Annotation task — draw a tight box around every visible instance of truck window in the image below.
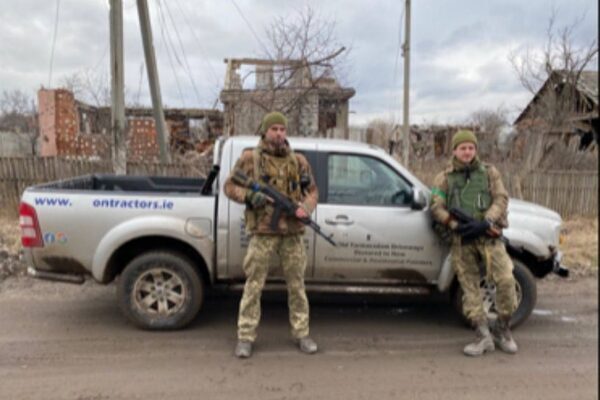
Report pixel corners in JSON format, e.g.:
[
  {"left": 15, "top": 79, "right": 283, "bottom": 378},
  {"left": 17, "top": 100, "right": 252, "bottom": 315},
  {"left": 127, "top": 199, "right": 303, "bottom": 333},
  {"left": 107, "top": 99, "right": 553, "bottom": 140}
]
[{"left": 327, "top": 153, "right": 412, "bottom": 206}]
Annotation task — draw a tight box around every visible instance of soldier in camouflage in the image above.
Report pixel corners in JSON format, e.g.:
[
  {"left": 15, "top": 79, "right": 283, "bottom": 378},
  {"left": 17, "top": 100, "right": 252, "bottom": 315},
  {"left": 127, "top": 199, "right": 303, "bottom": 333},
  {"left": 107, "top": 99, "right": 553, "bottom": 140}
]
[
  {"left": 223, "top": 111, "right": 319, "bottom": 358},
  {"left": 431, "top": 130, "right": 519, "bottom": 357}
]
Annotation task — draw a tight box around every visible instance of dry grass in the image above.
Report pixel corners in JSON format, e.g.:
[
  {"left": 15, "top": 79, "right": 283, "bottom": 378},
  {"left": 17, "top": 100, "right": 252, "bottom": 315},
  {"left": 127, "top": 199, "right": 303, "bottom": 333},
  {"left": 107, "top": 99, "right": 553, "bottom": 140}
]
[
  {"left": 560, "top": 216, "right": 598, "bottom": 276},
  {"left": 0, "top": 213, "right": 21, "bottom": 255}
]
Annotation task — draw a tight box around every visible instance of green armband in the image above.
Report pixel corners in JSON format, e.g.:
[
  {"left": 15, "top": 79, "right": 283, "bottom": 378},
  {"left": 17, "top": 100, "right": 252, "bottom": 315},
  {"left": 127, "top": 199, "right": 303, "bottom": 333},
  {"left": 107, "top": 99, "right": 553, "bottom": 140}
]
[{"left": 431, "top": 187, "right": 446, "bottom": 200}]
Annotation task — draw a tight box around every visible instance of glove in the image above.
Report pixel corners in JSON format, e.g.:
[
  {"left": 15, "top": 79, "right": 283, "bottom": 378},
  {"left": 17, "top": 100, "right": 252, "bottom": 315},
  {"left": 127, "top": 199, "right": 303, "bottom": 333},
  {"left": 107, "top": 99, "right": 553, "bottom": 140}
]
[
  {"left": 245, "top": 190, "right": 268, "bottom": 208},
  {"left": 456, "top": 220, "right": 490, "bottom": 242}
]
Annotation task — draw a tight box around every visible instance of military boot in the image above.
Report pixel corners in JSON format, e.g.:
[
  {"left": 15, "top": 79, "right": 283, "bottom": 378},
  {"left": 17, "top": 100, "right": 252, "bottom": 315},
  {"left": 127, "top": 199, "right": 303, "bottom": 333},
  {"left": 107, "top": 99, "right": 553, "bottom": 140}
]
[
  {"left": 493, "top": 317, "right": 518, "bottom": 354},
  {"left": 234, "top": 340, "right": 253, "bottom": 358},
  {"left": 296, "top": 336, "right": 318, "bottom": 354},
  {"left": 463, "top": 322, "right": 495, "bottom": 357}
]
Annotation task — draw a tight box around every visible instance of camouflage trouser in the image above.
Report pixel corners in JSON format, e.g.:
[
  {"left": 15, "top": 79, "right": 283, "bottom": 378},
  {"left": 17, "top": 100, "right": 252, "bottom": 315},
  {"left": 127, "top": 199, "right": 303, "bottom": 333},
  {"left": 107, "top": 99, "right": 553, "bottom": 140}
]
[
  {"left": 238, "top": 234, "right": 309, "bottom": 342},
  {"left": 451, "top": 237, "right": 517, "bottom": 324}
]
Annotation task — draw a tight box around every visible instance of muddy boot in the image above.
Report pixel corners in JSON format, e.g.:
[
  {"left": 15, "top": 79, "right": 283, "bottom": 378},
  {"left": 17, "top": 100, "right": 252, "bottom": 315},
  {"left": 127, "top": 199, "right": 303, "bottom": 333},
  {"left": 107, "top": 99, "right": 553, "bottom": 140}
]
[
  {"left": 463, "top": 322, "right": 495, "bottom": 357},
  {"left": 493, "top": 317, "right": 518, "bottom": 354},
  {"left": 297, "top": 336, "right": 318, "bottom": 354},
  {"left": 234, "top": 340, "right": 253, "bottom": 358}
]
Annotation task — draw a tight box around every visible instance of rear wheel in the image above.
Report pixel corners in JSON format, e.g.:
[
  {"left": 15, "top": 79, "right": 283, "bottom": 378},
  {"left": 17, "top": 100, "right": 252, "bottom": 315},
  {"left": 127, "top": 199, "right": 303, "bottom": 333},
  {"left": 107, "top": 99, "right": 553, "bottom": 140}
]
[
  {"left": 452, "top": 259, "right": 537, "bottom": 329},
  {"left": 117, "top": 251, "right": 204, "bottom": 330}
]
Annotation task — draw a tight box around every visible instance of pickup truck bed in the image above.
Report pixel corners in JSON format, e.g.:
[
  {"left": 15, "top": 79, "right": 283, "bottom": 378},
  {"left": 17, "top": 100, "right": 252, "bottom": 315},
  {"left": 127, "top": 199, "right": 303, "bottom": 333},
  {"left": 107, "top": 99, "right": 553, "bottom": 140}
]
[{"left": 35, "top": 174, "right": 206, "bottom": 193}]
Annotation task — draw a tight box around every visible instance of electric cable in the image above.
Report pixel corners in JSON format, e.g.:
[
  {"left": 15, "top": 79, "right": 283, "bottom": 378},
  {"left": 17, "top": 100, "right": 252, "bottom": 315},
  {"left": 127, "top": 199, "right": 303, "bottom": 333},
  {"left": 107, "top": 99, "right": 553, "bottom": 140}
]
[
  {"left": 155, "top": 0, "right": 187, "bottom": 107},
  {"left": 229, "top": 0, "right": 273, "bottom": 59},
  {"left": 162, "top": 0, "right": 203, "bottom": 105},
  {"left": 48, "top": 0, "right": 61, "bottom": 87}
]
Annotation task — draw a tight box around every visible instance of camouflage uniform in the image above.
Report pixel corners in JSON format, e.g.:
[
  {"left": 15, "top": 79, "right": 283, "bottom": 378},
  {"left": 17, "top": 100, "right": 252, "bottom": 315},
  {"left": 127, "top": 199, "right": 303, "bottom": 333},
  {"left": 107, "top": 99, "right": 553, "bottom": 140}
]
[
  {"left": 431, "top": 156, "right": 517, "bottom": 324},
  {"left": 224, "top": 138, "right": 318, "bottom": 342}
]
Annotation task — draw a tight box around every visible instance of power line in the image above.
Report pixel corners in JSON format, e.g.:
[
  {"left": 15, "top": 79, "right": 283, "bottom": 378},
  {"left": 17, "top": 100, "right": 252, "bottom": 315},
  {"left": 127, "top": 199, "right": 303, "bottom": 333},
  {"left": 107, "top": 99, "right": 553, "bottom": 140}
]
[
  {"left": 48, "top": 0, "right": 61, "bottom": 87},
  {"left": 91, "top": 42, "right": 109, "bottom": 73},
  {"left": 172, "top": 0, "right": 222, "bottom": 106},
  {"left": 135, "top": 61, "right": 145, "bottom": 106},
  {"left": 229, "top": 0, "right": 273, "bottom": 59},
  {"left": 155, "top": 0, "right": 186, "bottom": 107},
  {"left": 162, "top": 0, "right": 203, "bottom": 105}
]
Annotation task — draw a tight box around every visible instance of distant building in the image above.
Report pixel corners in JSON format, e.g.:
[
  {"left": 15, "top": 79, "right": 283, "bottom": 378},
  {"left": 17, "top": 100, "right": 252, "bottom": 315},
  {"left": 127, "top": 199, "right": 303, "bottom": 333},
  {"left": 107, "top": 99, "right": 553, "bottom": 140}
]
[
  {"left": 37, "top": 89, "right": 222, "bottom": 161},
  {"left": 511, "top": 70, "right": 598, "bottom": 165},
  {"left": 220, "top": 58, "right": 355, "bottom": 139}
]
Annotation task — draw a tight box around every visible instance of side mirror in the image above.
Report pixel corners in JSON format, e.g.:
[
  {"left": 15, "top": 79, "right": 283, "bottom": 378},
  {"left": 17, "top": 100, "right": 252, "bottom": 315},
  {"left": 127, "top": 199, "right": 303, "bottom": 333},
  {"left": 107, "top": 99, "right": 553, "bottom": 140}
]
[{"left": 411, "top": 188, "right": 427, "bottom": 210}]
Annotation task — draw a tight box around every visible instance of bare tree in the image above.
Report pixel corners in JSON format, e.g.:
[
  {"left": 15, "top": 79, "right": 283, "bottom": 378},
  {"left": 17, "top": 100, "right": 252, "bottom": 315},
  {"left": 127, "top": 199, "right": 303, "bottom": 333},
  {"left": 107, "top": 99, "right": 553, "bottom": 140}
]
[
  {"left": 264, "top": 5, "right": 348, "bottom": 89},
  {"left": 60, "top": 68, "right": 140, "bottom": 108},
  {"left": 0, "top": 89, "right": 38, "bottom": 153},
  {"left": 231, "top": 5, "right": 349, "bottom": 127},
  {"left": 366, "top": 118, "right": 397, "bottom": 152},
  {"left": 60, "top": 69, "right": 111, "bottom": 107},
  {"left": 508, "top": 9, "right": 598, "bottom": 172},
  {"left": 467, "top": 107, "right": 510, "bottom": 161}
]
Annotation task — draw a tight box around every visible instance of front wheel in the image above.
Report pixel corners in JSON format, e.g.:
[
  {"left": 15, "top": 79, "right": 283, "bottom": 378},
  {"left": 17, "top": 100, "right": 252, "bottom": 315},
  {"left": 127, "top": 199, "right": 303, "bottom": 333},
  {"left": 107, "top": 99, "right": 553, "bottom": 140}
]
[
  {"left": 117, "top": 251, "right": 204, "bottom": 330},
  {"left": 452, "top": 259, "right": 537, "bottom": 329}
]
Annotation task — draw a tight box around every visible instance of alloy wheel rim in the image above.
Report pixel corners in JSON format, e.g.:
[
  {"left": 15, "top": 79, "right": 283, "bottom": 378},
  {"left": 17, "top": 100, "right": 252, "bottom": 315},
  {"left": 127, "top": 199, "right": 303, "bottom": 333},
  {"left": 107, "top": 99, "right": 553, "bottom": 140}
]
[
  {"left": 133, "top": 267, "right": 186, "bottom": 317},
  {"left": 480, "top": 278, "right": 523, "bottom": 321}
]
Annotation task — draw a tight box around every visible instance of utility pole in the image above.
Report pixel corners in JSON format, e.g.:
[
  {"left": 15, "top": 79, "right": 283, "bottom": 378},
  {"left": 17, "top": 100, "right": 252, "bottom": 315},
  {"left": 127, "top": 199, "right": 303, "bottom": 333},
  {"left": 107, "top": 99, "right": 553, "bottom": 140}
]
[
  {"left": 137, "top": 0, "right": 171, "bottom": 163},
  {"left": 401, "top": 0, "right": 411, "bottom": 167},
  {"left": 109, "top": 0, "right": 127, "bottom": 174}
]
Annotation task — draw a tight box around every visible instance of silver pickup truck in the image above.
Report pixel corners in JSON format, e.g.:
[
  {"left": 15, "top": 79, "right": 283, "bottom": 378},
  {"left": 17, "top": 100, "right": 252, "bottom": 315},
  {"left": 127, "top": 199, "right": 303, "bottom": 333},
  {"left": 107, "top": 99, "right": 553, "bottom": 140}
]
[{"left": 20, "top": 136, "right": 567, "bottom": 330}]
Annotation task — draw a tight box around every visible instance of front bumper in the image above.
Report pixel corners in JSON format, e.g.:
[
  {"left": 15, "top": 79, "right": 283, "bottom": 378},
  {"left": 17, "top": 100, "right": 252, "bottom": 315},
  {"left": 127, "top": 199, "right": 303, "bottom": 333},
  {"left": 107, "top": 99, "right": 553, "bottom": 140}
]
[
  {"left": 506, "top": 245, "right": 568, "bottom": 278},
  {"left": 551, "top": 251, "right": 569, "bottom": 277}
]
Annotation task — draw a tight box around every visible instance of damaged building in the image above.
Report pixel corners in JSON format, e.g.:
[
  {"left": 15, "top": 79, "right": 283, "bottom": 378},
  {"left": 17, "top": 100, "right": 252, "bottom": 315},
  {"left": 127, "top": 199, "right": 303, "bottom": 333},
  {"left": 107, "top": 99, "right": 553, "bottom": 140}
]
[
  {"left": 510, "top": 70, "right": 598, "bottom": 169},
  {"left": 37, "top": 88, "right": 223, "bottom": 161},
  {"left": 219, "top": 58, "right": 355, "bottom": 138}
]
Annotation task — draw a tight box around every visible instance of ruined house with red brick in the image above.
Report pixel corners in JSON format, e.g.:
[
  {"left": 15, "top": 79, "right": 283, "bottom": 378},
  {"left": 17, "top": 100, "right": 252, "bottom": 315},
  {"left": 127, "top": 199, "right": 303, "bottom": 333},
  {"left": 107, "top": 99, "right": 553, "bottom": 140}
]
[{"left": 37, "top": 88, "right": 222, "bottom": 162}]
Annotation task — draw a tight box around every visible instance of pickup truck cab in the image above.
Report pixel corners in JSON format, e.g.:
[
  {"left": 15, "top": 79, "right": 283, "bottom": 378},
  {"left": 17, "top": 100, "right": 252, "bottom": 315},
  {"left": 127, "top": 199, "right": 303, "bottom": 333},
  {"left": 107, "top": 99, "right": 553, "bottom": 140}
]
[{"left": 20, "top": 136, "right": 567, "bottom": 329}]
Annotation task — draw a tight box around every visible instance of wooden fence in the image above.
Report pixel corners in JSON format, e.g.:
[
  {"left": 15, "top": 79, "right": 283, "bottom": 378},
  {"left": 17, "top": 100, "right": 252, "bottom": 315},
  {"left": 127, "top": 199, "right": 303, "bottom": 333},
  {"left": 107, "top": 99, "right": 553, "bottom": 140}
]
[
  {"left": 411, "top": 168, "right": 598, "bottom": 218},
  {"left": 520, "top": 170, "right": 598, "bottom": 217},
  {"left": 0, "top": 157, "right": 210, "bottom": 213},
  {"left": 0, "top": 157, "right": 597, "bottom": 218}
]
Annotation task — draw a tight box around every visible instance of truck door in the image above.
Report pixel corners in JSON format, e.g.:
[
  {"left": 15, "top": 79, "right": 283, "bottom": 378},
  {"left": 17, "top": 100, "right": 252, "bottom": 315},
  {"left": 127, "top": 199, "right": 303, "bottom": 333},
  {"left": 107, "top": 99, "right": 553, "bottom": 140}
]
[
  {"left": 313, "top": 152, "right": 442, "bottom": 284},
  {"left": 224, "top": 150, "right": 317, "bottom": 282}
]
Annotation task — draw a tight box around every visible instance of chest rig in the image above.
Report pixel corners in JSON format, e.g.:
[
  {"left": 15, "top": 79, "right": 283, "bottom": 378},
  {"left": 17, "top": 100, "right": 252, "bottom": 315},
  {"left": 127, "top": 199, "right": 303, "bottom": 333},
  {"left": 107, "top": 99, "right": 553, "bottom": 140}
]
[
  {"left": 244, "top": 147, "right": 303, "bottom": 232},
  {"left": 447, "top": 164, "right": 491, "bottom": 221},
  {"left": 252, "top": 147, "right": 302, "bottom": 201}
]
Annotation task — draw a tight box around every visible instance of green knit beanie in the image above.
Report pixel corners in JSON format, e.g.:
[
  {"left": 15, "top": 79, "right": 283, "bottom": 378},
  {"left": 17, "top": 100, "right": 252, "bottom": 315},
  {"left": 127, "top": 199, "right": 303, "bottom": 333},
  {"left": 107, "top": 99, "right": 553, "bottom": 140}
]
[
  {"left": 451, "top": 129, "right": 478, "bottom": 149},
  {"left": 260, "top": 111, "right": 288, "bottom": 134}
]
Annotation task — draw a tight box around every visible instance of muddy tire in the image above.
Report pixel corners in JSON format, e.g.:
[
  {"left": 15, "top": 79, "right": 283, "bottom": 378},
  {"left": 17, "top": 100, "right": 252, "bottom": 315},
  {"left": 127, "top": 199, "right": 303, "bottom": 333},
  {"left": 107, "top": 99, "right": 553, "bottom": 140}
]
[
  {"left": 117, "top": 251, "right": 203, "bottom": 330},
  {"left": 452, "top": 259, "right": 537, "bottom": 329}
]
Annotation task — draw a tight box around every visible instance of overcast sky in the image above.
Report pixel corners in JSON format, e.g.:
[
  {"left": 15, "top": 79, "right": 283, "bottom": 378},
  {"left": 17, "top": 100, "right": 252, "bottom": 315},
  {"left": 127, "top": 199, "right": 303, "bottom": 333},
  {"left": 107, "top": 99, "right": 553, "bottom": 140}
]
[{"left": 0, "top": 0, "right": 597, "bottom": 127}]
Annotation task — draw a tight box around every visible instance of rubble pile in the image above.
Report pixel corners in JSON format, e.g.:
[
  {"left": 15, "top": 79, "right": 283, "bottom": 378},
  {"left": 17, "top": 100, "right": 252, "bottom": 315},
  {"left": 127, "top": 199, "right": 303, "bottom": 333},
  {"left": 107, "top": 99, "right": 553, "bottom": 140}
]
[{"left": 0, "top": 218, "right": 26, "bottom": 281}]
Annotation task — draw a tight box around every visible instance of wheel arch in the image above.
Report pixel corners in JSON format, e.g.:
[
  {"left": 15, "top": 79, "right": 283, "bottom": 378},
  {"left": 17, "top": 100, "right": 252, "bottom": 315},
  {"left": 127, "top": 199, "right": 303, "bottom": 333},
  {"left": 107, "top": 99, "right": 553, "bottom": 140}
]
[{"left": 102, "top": 235, "right": 211, "bottom": 286}]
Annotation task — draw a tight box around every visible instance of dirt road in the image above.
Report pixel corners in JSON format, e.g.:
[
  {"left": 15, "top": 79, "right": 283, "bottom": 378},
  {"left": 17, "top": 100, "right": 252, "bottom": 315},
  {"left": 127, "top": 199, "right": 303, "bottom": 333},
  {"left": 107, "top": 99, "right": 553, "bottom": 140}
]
[{"left": 0, "top": 275, "right": 596, "bottom": 400}]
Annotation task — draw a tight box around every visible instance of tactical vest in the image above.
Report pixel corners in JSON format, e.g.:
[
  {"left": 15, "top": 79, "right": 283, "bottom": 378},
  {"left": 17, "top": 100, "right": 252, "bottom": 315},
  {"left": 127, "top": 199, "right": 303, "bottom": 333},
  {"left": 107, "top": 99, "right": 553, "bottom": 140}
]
[
  {"left": 244, "top": 147, "right": 303, "bottom": 231},
  {"left": 447, "top": 164, "right": 491, "bottom": 221}
]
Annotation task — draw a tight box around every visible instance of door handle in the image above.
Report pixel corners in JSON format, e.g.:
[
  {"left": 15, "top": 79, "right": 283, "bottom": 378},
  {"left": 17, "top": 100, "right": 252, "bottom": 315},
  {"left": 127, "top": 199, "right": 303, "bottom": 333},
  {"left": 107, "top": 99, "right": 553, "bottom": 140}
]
[{"left": 325, "top": 215, "right": 354, "bottom": 226}]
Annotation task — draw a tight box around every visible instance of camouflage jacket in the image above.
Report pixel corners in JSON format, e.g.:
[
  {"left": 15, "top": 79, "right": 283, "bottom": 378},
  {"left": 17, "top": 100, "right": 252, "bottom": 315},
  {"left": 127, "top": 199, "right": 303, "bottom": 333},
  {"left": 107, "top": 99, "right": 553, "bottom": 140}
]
[{"left": 223, "top": 139, "right": 318, "bottom": 235}]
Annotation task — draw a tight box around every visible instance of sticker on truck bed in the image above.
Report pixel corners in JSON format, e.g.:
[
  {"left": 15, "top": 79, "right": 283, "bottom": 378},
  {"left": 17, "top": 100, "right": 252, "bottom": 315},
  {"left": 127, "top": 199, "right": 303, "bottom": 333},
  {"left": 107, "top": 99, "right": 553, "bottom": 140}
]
[
  {"left": 92, "top": 198, "right": 175, "bottom": 210},
  {"left": 34, "top": 197, "right": 73, "bottom": 207},
  {"left": 43, "top": 232, "right": 68, "bottom": 245}
]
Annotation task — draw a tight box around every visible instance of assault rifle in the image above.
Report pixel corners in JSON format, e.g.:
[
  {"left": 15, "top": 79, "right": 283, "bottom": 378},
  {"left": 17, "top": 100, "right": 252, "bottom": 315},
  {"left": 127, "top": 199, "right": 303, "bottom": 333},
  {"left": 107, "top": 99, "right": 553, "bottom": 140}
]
[
  {"left": 232, "top": 170, "right": 337, "bottom": 247},
  {"left": 449, "top": 207, "right": 502, "bottom": 239}
]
